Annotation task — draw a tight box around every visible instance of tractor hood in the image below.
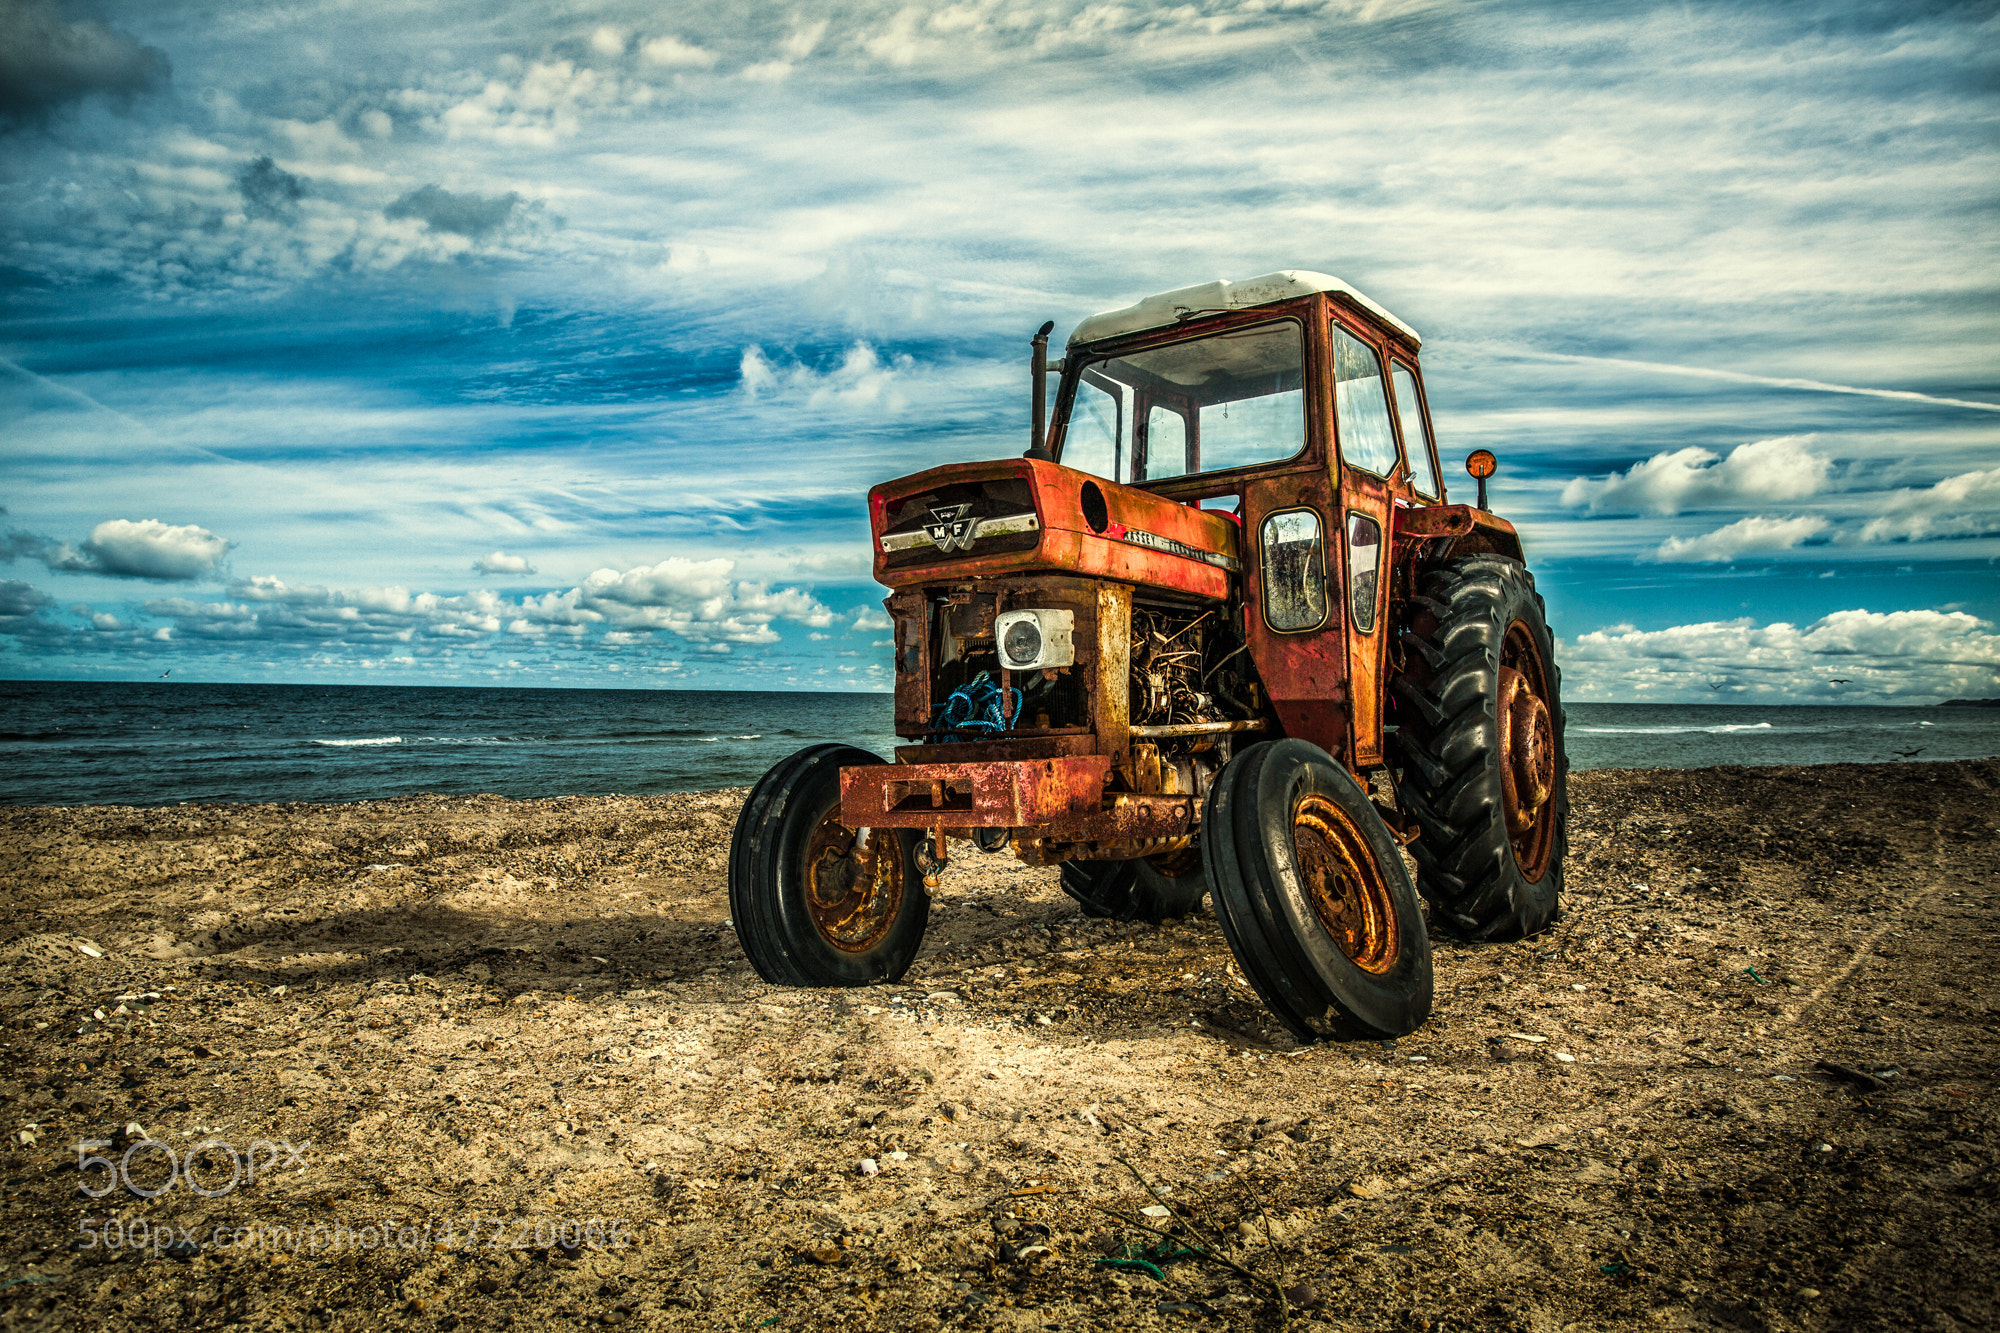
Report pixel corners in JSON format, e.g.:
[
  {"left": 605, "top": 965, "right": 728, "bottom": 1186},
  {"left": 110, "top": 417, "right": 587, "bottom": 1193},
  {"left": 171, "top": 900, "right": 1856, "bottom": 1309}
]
[{"left": 869, "top": 458, "right": 1239, "bottom": 601}]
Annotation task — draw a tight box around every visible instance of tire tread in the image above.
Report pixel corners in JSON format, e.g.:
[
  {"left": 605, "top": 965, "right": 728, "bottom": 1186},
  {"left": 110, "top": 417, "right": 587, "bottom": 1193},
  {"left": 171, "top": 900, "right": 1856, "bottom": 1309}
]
[{"left": 1391, "top": 556, "right": 1568, "bottom": 941}]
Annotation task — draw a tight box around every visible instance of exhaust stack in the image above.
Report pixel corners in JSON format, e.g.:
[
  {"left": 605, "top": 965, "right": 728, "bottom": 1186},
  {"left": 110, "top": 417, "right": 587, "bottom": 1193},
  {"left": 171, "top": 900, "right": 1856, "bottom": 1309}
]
[{"left": 1026, "top": 320, "right": 1056, "bottom": 461}]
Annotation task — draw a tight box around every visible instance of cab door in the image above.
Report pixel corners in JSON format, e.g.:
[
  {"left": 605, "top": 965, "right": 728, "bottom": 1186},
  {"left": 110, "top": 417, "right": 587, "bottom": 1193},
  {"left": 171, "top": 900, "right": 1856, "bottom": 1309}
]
[
  {"left": 1328, "top": 319, "right": 1407, "bottom": 767},
  {"left": 1230, "top": 314, "right": 1347, "bottom": 759}
]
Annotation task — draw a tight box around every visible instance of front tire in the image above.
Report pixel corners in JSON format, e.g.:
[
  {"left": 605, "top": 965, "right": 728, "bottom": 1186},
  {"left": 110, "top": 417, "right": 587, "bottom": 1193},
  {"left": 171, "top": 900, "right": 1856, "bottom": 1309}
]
[
  {"left": 1201, "top": 740, "right": 1433, "bottom": 1041},
  {"left": 729, "top": 745, "right": 929, "bottom": 986},
  {"left": 1391, "top": 555, "right": 1568, "bottom": 940}
]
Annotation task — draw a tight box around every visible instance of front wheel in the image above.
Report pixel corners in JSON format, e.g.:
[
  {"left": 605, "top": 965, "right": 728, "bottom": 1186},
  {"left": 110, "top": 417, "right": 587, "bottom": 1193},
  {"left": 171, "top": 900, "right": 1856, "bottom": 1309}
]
[
  {"left": 1391, "top": 555, "right": 1567, "bottom": 940},
  {"left": 1201, "top": 740, "right": 1433, "bottom": 1041},
  {"left": 728, "top": 745, "right": 929, "bottom": 986}
]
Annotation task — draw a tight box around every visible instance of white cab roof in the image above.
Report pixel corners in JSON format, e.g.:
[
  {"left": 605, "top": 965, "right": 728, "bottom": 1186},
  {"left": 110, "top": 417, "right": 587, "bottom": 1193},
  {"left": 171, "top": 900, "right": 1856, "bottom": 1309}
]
[{"left": 1067, "top": 270, "right": 1420, "bottom": 350}]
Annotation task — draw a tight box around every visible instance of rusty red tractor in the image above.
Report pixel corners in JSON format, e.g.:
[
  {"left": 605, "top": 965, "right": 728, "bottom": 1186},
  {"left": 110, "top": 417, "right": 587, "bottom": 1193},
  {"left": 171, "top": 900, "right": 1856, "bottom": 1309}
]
[{"left": 729, "top": 271, "right": 1566, "bottom": 1040}]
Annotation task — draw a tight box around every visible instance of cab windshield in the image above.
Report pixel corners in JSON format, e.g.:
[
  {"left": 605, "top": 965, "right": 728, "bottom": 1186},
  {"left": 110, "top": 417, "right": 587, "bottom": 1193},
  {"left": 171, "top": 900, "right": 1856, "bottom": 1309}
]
[{"left": 1055, "top": 320, "right": 1305, "bottom": 486}]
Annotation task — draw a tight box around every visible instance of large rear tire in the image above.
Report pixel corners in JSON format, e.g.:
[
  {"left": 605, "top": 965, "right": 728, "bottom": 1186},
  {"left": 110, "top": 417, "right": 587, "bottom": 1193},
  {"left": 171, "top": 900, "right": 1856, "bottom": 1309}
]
[
  {"left": 1059, "top": 851, "right": 1207, "bottom": 923},
  {"left": 1201, "top": 739, "right": 1433, "bottom": 1041},
  {"left": 1391, "top": 555, "right": 1567, "bottom": 940},
  {"left": 729, "top": 744, "right": 929, "bottom": 986}
]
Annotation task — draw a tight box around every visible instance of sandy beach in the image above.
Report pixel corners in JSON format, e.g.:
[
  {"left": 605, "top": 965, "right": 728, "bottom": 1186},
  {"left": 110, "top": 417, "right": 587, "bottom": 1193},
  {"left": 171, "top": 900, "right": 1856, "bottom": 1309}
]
[{"left": 1, "top": 759, "right": 1994, "bottom": 1332}]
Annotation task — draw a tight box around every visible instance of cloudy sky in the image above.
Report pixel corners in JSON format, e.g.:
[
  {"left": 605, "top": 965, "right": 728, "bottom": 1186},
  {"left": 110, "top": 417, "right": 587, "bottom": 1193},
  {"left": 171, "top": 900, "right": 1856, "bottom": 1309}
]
[{"left": 1, "top": 0, "right": 1995, "bottom": 703}]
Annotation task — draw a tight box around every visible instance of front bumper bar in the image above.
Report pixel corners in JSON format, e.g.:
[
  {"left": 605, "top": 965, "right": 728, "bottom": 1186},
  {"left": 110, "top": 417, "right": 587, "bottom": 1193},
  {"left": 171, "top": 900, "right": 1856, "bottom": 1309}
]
[{"left": 838, "top": 756, "right": 1194, "bottom": 843}]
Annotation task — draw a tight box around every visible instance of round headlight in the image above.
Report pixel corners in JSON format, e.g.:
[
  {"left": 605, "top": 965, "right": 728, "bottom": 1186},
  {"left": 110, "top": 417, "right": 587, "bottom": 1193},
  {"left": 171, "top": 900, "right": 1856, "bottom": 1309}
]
[{"left": 1003, "top": 618, "right": 1042, "bottom": 667}]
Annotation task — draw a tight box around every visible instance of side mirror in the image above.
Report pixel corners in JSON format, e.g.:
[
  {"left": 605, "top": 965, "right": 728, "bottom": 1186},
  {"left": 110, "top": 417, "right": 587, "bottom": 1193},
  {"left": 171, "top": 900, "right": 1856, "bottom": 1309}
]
[{"left": 1465, "top": 449, "right": 1497, "bottom": 511}]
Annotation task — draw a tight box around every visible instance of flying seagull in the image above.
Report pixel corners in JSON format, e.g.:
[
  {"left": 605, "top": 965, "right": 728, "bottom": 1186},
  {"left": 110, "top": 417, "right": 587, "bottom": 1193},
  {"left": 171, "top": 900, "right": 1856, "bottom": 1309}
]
[
  {"left": 1894, "top": 748, "right": 1923, "bottom": 758},
  {"left": 159, "top": 669, "right": 171, "bottom": 679},
  {"left": 1707, "top": 681, "right": 1725, "bottom": 692},
  {"left": 1829, "top": 678, "right": 1851, "bottom": 684}
]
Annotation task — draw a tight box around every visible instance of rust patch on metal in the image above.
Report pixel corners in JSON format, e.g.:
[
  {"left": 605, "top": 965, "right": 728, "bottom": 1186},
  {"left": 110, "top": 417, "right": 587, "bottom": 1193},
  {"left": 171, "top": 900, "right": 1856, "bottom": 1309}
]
[
  {"left": 840, "top": 753, "right": 1196, "bottom": 853},
  {"left": 841, "top": 755, "right": 1112, "bottom": 830},
  {"left": 1293, "top": 791, "right": 1398, "bottom": 974}
]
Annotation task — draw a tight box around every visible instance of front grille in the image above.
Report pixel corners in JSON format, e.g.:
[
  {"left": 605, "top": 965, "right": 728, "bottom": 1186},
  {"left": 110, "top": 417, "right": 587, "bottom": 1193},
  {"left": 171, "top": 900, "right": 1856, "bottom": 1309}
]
[{"left": 880, "top": 478, "right": 1040, "bottom": 569}]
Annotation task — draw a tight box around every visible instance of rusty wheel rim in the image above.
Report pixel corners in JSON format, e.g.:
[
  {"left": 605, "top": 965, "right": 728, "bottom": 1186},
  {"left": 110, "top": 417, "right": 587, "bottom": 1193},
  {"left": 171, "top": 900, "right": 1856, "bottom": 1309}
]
[
  {"left": 1293, "top": 792, "right": 1398, "bottom": 975},
  {"left": 804, "top": 812, "right": 904, "bottom": 954},
  {"left": 1499, "top": 620, "right": 1558, "bottom": 882}
]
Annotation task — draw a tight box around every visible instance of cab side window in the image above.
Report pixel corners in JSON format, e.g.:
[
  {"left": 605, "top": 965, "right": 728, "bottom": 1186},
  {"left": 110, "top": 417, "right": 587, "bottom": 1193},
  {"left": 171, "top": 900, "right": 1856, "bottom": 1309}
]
[
  {"left": 1391, "top": 361, "right": 1440, "bottom": 500},
  {"left": 1259, "top": 508, "right": 1328, "bottom": 632},
  {"left": 1066, "top": 370, "right": 1133, "bottom": 484},
  {"left": 1142, "top": 404, "right": 1190, "bottom": 479},
  {"left": 1331, "top": 326, "right": 1399, "bottom": 478}
]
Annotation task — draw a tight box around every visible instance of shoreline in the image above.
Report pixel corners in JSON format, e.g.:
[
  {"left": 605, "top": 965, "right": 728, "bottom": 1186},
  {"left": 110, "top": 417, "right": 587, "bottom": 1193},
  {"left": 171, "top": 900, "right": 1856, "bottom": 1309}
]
[{"left": 1, "top": 752, "right": 1993, "bottom": 814}]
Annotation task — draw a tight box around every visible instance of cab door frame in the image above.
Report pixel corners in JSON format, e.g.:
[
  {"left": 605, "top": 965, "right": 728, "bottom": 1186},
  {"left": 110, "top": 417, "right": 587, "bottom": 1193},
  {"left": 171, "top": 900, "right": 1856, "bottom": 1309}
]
[{"left": 1329, "top": 304, "right": 1425, "bottom": 768}]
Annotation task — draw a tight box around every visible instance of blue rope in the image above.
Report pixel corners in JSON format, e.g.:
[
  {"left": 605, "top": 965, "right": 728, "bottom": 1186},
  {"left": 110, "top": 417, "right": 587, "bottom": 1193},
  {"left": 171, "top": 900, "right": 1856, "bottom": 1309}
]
[{"left": 929, "top": 672, "right": 1021, "bottom": 741}]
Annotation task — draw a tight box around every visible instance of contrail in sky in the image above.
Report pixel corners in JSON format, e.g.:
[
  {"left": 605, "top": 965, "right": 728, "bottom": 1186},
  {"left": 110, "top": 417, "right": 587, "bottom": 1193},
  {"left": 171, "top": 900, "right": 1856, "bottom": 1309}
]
[
  {"left": 0, "top": 356, "right": 251, "bottom": 465},
  {"left": 1517, "top": 350, "right": 2000, "bottom": 414}
]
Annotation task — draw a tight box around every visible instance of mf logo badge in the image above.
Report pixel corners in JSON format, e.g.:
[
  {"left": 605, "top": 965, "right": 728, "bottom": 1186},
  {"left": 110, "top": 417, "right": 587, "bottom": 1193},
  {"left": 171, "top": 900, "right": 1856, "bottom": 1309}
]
[{"left": 925, "top": 504, "right": 978, "bottom": 554}]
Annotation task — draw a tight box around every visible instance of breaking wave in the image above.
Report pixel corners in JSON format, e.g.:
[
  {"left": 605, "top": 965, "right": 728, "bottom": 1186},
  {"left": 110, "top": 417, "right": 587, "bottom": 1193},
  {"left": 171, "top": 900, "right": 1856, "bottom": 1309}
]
[{"left": 1573, "top": 722, "right": 1778, "bottom": 735}]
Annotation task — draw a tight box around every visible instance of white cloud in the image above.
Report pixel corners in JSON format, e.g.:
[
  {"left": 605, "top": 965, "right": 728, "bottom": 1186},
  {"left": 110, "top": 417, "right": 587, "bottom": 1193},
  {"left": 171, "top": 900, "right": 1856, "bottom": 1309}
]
[
  {"left": 782, "top": 20, "right": 829, "bottom": 61},
  {"left": 638, "top": 35, "right": 716, "bottom": 69},
  {"left": 1652, "top": 514, "right": 1828, "bottom": 563},
  {"left": 738, "top": 346, "right": 779, "bottom": 398},
  {"left": 717, "top": 19, "right": 818, "bottom": 83},
  {"left": 6, "top": 518, "right": 234, "bottom": 580},
  {"left": 441, "top": 59, "right": 626, "bottom": 145},
  {"left": 581, "top": 556, "right": 734, "bottom": 606},
  {"left": 472, "top": 550, "right": 536, "bottom": 575},
  {"left": 1568, "top": 609, "right": 2000, "bottom": 703},
  {"left": 737, "top": 343, "right": 911, "bottom": 411},
  {"left": 851, "top": 607, "right": 890, "bottom": 630},
  {"left": 576, "top": 555, "right": 835, "bottom": 642},
  {"left": 590, "top": 26, "right": 629, "bottom": 57},
  {"left": 50, "top": 551, "right": 834, "bottom": 657},
  {"left": 1857, "top": 467, "right": 2000, "bottom": 544},
  {"left": 99, "top": 521, "right": 201, "bottom": 577},
  {"left": 1561, "top": 437, "right": 1832, "bottom": 516},
  {"left": 861, "top": 9, "right": 925, "bottom": 67}
]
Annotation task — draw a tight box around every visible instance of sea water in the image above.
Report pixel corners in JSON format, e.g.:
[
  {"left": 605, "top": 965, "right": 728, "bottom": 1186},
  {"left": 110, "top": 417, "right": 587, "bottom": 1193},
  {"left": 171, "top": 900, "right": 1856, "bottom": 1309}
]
[
  {"left": 1561, "top": 702, "right": 1997, "bottom": 771},
  {"left": 0, "top": 680, "right": 1994, "bottom": 807}
]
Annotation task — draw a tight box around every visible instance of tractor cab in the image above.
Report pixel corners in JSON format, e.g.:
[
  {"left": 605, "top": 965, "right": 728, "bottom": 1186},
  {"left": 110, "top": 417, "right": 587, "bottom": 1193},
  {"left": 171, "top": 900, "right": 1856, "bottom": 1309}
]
[{"left": 1048, "top": 271, "right": 1465, "bottom": 770}]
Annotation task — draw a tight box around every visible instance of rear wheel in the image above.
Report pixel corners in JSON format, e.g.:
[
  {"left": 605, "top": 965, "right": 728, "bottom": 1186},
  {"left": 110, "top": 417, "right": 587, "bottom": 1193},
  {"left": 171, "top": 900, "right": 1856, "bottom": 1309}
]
[
  {"left": 729, "top": 744, "right": 929, "bottom": 986},
  {"left": 1201, "top": 740, "right": 1433, "bottom": 1041},
  {"left": 1391, "top": 555, "right": 1567, "bottom": 940},
  {"left": 1059, "top": 849, "right": 1207, "bottom": 923}
]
